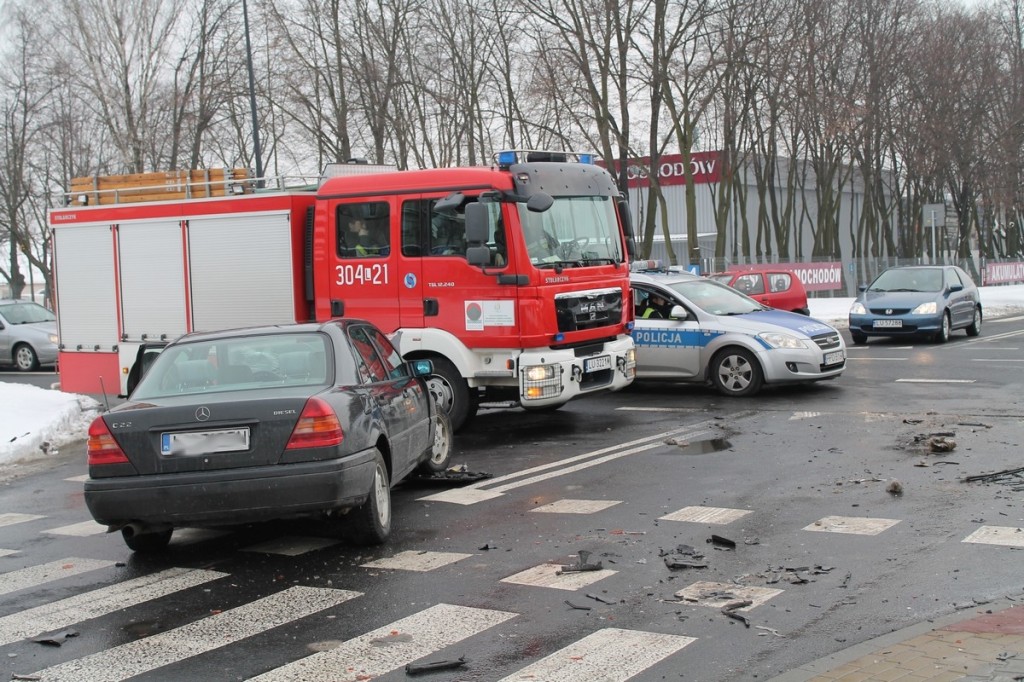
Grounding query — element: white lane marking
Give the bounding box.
[960,329,1024,347]
[32,586,361,682]
[361,551,474,572]
[789,412,823,420]
[497,628,695,681]
[421,416,748,505]
[803,515,900,535]
[530,499,621,514]
[250,603,516,681]
[991,315,1024,323]
[241,536,341,556]
[42,520,107,537]
[847,357,906,361]
[64,474,89,482]
[0,557,115,597]
[615,406,701,412]
[501,563,617,591]
[0,568,227,646]
[0,549,16,557]
[659,506,751,525]
[0,512,45,528]
[963,526,1024,548]
[895,379,976,384]
[971,358,1024,362]
[674,581,783,609]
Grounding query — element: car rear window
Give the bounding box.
[132,333,330,398]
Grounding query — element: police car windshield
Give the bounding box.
[669,279,762,316]
[519,196,622,266]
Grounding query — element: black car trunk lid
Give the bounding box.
[105,392,317,475]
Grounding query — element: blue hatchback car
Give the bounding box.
[848,265,982,344]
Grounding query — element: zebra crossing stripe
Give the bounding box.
[250,603,516,681]
[0,567,227,647]
[0,512,45,528]
[31,586,361,682]
[0,557,115,597]
[497,628,695,681]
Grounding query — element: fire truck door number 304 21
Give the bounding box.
[336,263,389,286]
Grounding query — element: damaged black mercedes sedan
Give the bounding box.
[84,319,451,552]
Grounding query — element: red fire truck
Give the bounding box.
[49,151,637,429]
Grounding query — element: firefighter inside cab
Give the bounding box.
[341,207,389,257]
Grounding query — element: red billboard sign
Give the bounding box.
[603,151,722,188]
[728,262,844,292]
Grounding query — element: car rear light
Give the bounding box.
[87,417,130,465]
[286,397,344,449]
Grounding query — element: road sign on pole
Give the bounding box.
[923,203,944,263]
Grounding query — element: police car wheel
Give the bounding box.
[710,348,763,397]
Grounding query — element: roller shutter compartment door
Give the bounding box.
[188,212,296,332]
[53,225,118,350]
[118,221,187,342]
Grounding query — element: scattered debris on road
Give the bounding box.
[707,534,736,550]
[405,656,468,675]
[556,550,603,575]
[31,629,79,646]
[721,599,753,627]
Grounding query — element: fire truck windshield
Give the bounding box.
[519,195,622,267]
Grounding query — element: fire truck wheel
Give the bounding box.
[424,357,476,430]
[347,449,391,546]
[416,410,453,475]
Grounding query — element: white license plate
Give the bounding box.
[873,319,903,328]
[161,428,250,456]
[584,355,612,373]
[824,350,845,365]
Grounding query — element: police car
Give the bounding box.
[630,268,846,396]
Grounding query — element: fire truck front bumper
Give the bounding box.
[518,336,635,407]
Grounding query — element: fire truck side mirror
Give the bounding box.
[465,203,489,244]
[617,197,636,259]
[465,203,491,267]
[434,192,465,213]
[526,192,553,212]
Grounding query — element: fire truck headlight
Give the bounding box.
[525,364,555,382]
[523,363,561,400]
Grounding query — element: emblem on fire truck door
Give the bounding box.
[465,300,515,331]
[404,273,416,288]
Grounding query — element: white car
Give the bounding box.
[631,271,846,396]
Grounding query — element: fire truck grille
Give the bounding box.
[554,288,623,333]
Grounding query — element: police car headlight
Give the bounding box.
[850,302,866,315]
[912,302,937,314]
[758,332,807,350]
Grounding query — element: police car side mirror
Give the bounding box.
[668,305,688,320]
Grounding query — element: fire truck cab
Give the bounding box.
[50,152,637,430]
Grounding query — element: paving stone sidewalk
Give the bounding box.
[770,602,1024,682]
